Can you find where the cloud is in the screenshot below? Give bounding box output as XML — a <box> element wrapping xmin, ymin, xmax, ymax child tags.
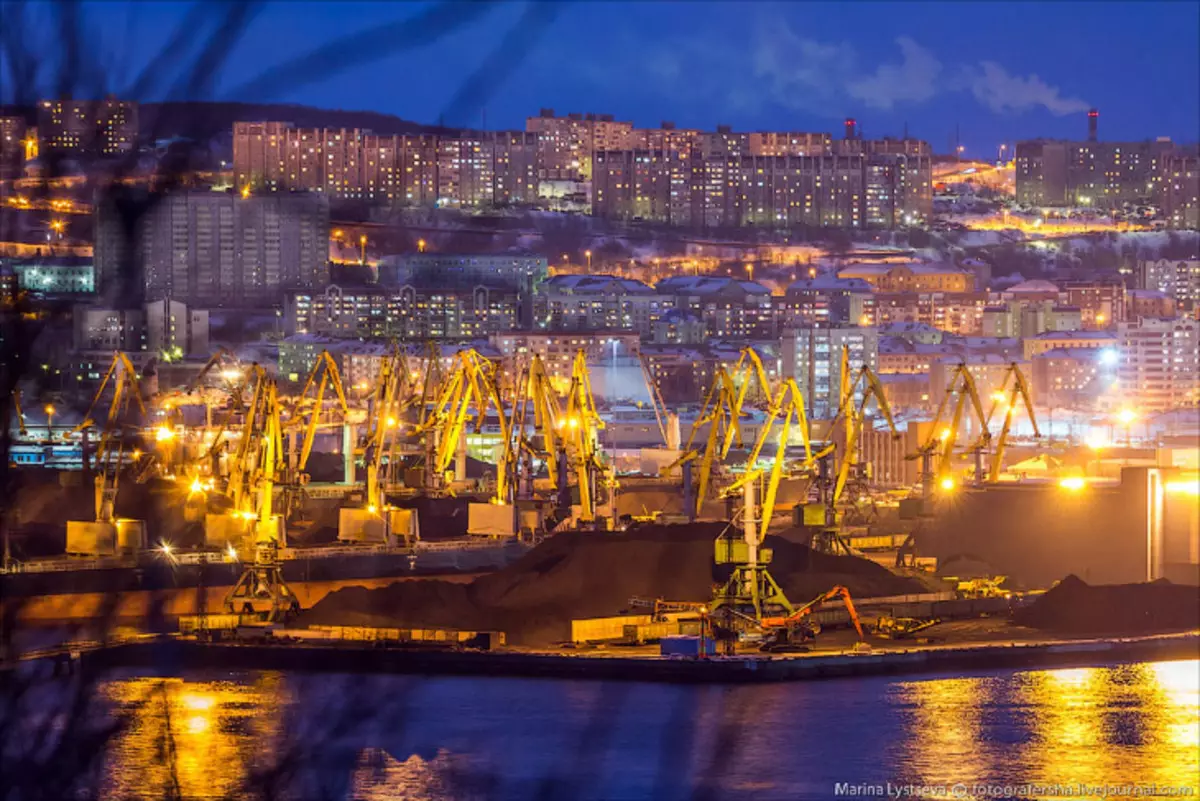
<box><xmin>752</xmin><ymin>19</ymin><xmax>858</xmax><ymax>114</ymax></box>
<box><xmin>963</xmin><ymin>61</ymin><xmax>1091</xmax><ymax>116</ymax></box>
<box><xmin>846</xmin><ymin>36</ymin><xmax>942</xmax><ymax>110</ymax></box>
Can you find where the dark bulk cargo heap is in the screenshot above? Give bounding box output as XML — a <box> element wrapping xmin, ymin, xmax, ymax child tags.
<box><xmin>301</xmin><ymin>522</ymin><xmax>926</xmax><ymax>646</ymax></box>
<box><xmin>0</xmin><ymin>472</ymin><xmax>526</xmax><ymax>599</ymax></box>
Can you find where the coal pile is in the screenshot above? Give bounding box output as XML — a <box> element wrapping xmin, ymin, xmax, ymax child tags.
<box><xmin>1014</xmin><ymin>575</ymin><xmax>1200</xmax><ymax>635</ymax></box>
<box><xmin>301</xmin><ymin>522</ymin><xmax>924</xmax><ymax>645</ymax></box>
<box><xmin>6</xmin><ymin>470</ymin><xmax>202</xmax><ymax>556</ymax></box>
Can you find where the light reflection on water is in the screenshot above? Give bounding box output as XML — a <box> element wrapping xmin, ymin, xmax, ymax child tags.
<box><xmin>91</xmin><ymin>659</ymin><xmax>1200</xmax><ymax>800</ymax></box>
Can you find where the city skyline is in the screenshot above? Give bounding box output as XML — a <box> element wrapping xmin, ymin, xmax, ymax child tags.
<box><xmin>5</xmin><ymin>1</ymin><xmax>1198</xmax><ymax>151</ymax></box>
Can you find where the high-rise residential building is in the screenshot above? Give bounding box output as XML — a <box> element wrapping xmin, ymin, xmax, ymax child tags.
<box><xmin>37</xmin><ymin>98</ymin><xmax>137</xmax><ymax>157</ymax></box>
<box><xmin>782</xmin><ymin>326</ymin><xmax>880</xmax><ymax>418</ymax></box>
<box><xmin>1116</xmin><ymin>318</ymin><xmax>1200</xmax><ymax>411</ymax></box>
<box><xmin>0</xmin><ymin>116</ymin><xmax>28</xmax><ymax>178</ymax></box>
<box><xmin>95</xmin><ymin>190</ymin><xmax>329</xmax><ymax>307</ymax></box>
<box><xmin>233</xmin><ymin>123</ymin><xmax>539</xmax><ymax>207</ymax></box>
<box><xmin>1138</xmin><ymin>259</ymin><xmax>1200</xmax><ymax>310</ymax></box>
<box><xmin>525</xmin><ymin>109</ymin><xmax>633</xmax><ymax>181</ymax></box>
<box><xmin>1015</xmin><ymin>109</ymin><xmax>1180</xmax><ymax>211</ymax></box>
<box><xmin>1161</xmin><ymin>153</ymin><xmax>1199</xmax><ymax>229</ymax></box>
<box><xmin>233</xmin><ymin>115</ymin><xmax>929</xmax><ymax>227</ymax></box>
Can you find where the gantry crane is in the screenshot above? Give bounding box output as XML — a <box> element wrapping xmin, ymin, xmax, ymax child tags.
<box><xmin>908</xmin><ymin>363</ymin><xmax>990</xmax><ymax>497</ymax></box>
<box><xmin>984</xmin><ymin>362</ymin><xmax>1040</xmax><ymax>483</ymax></box>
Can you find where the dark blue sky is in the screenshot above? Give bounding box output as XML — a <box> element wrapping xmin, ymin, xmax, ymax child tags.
<box><xmin>11</xmin><ymin>1</ymin><xmax>1200</xmax><ymax>152</ymax></box>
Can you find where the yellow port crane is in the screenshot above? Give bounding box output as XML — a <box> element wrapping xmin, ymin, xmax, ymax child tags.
<box><xmin>73</xmin><ymin>352</ymin><xmax>148</xmax><ymax>525</ymax></box>
<box><xmin>832</xmin><ymin>349</ymin><xmax>900</xmax><ymax>506</ymax></box>
<box><xmin>10</xmin><ymin>389</ymin><xmax>28</xmax><ymax>438</ymax></box>
<box><xmin>223</xmin><ymin>368</ymin><xmax>299</xmax><ymax>622</ymax></box>
<box><xmin>984</xmin><ymin>362</ymin><xmax>1040</xmax><ymax>483</ymax></box>
<box><xmin>669</xmin><ymin>366</ymin><xmax>743</xmax><ymax>521</ymax></box>
<box><xmin>909</xmin><ymin>363</ymin><xmax>990</xmax><ymax>497</ymax></box>
<box><xmin>362</xmin><ymin>345</ymin><xmax>415</xmax><ymax>515</ymax></box>
<box><xmin>279</xmin><ymin>350</ymin><xmax>349</xmax><ymax>517</ymax></box>
<box><xmin>420</xmin><ymin>349</ymin><xmax>510</xmax><ymax>501</ymax></box>
<box><xmin>561</xmin><ymin>350</ymin><xmax>606</xmax><ymax>524</ymax></box>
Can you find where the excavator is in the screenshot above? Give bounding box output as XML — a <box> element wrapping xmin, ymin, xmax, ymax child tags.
<box><xmin>758</xmin><ymin>585</ymin><xmax>866</xmax><ymax>652</ymax></box>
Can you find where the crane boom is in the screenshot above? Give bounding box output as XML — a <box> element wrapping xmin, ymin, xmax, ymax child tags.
<box><xmin>987</xmin><ymin>363</ymin><xmax>1040</xmax><ymax>482</ymax></box>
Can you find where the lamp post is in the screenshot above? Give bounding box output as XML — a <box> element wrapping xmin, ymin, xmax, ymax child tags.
<box><xmin>359</xmin><ymin>234</ymin><xmax>367</xmax><ymax>266</ymax></box>
<box><xmin>584</xmin><ymin>250</ymin><xmax>592</xmax><ymax>270</ymax></box>
<box><xmin>44</xmin><ymin>404</ymin><xmax>55</xmax><ymax>440</ymax></box>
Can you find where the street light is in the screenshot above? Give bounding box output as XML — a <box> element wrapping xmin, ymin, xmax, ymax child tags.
<box><xmin>44</xmin><ymin>404</ymin><xmax>55</xmax><ymax>436</ymax></box>
<box><xmin>417</xmin><ymin>238</ymin><xmax>427</xmax><ymax>253</ymax></box>
<box><xmin>584</xmin><ymin>250</ymin><xmax>592</xmax><ymax>270</ymax></box>
<box><xmin>359</xmin><ymin>234</ymin><xmax>368</xmax><ymax>265</ymax></box>
<box><xmin>1059</xmin><ymin>476</ymin><xmax>1087</xmax><ymax>492</ymax></box>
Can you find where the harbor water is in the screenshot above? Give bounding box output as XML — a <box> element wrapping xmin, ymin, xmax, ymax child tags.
<box><xmin>14</xmin><ymin>659</ymin><xmax>1200</xmax><ymax>800</ymax></box>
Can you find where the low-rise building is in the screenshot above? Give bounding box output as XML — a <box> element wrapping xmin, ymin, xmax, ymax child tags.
<box><xmin>1023</xmin><ymin>330</ymin><xmax>1118</xmax><ymax>360</ymax></box>
<box><xmin>534</xmin><ymin>274</ymin><xmax>674</xmax><ymax>334</ymax></box>
<box><xmin>837</xmin><ymin>262</ymin><xmax>974</xmax><ymax>293</ymax></box>
<box><xmin>656</xmin><ymin>275</ymin><xmax>775</xmax><ymax>339</ymax></box>
<box><xmin>3</xmin><ymin>257</ymin><xmax>95</xmax><ymax>295</ymax></box>
<box><xmin>1030</xmin><ymin>347</ymin><xmax>1117</xmax><ymax>410</ymax></box>
<box><xmin>1126</xmin><ymin>289</ymin><xmax>1177</xmax><ymax>321</ymax></box>
<box><xmin>285</xmin><ymin>283</ymin><xmax>521</xmax><ymax>340</ymax></box>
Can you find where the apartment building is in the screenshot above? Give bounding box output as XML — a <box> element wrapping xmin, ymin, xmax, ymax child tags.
<box><xmin>1139</xmin><ymin>259</ymin><xmax>1200</xmax><ymax>309</ymax></box>
<box><xmin>285</xmin><ymin>282</ymin><xmax>519</xmax><ymax>340</ymax></box>
<box><xmin>1161</xmin><ymin>153</ymin><xmax>1199</xmax><ymax>229</ymax></box>
<box><xmin>781</xmin><ymin>326</ymin><xmax>880</xmax><ymax>418</ymax></box>
<box><xmin>37</xmin><ymin>98</ymin><xmax>137</xmax><ymax>156</ymax></box>
<box><xmin>656</xmin><ymin>275</ymin><xmax>775</xmax><ymax>339</ymax></box>
<box><xmin>1014</xmin><ymin>109</ymin><xmax>1186</xmax><ymax>214</ymax></box>
<box><xmin>1116</xmin><ymin>318</ymin><xmax>1200</xmax><ymax>411</ymax></box>
<box><xmin>525</xmin><ymin>109</ymin><xmax>633</xmax><ymax>181</ymax></box>
<box><xmin>780</xmin><ymin>275</ymin><xmax>874</xmax><ymax>328</ymax></box>
<box><xmin>488</xmin><ymin>331</ymin><xmax>641</xmax><ymax>385</ymax></box>
<box><xmin>534</xmin><ymin>274</ymin><xmax>674</xmax><ymax>334</ymax></box>
<box><xmin>233</xmin><ymin>122</ymin><xmax>540</xmax><ymax>206</ymax></box>
<box><xmin>95</xmin><ymin>189</ymin><xmax>329</xmax><ymax>307</ymax></box>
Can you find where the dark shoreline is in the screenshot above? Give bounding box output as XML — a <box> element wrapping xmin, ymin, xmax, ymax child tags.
<box><xmin>66</xmin><ymin>631</ymin><xmax>1200</xmax><ymax>685</ymax></box>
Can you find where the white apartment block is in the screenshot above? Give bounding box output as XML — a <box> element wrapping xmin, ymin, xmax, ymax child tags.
<box><xmin>1117</xmin><ymin>318</ymin><xmax>1200</xmax><ymax>412</ymax></box>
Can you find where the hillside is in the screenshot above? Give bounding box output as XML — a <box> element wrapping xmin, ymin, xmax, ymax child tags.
<box><xmin>0</xmin><ymin>101</ymin><xmax>457</xmax><ymax>139</ymax></box>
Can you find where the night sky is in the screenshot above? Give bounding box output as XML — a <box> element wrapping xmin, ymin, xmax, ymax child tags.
<box><xmin>9</xmin><ymin>1</ymin><xmax>1200</xmax><ymax>152</ymax></box>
